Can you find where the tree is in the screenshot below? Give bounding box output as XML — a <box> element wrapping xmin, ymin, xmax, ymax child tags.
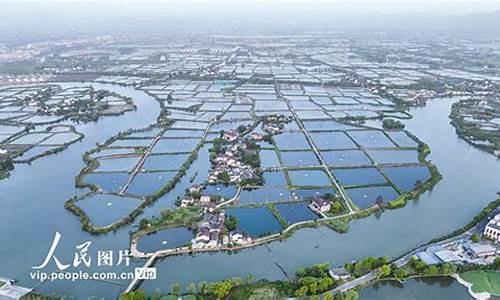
<box><xmin>198</xmin><ymin>281</ymin><xmax>211</xmax><ymax>295</ymax></box>
<box><xmin>344</xmin><ymin>290</ymin><xmax>359</xmax><ymax>300</ymax></box>
<box><xmin>441</xmin><ymin>263</ymin><xmax>457</xmax><ymax>275</ymax></box>
<box><xmin>329</xmin><ymin>202</ymin><xmax>343</xmax><ymax>214</ymax></box>
<box><xmin>212</xmin><ymin>280</ymin><xmax>234</xmax><ymax>298</ymax></box>
<box><xmin>324</xmin><ymin>291</ymin><xmax>334</xmax><ymax>300</ymax></box>
<box><xmin>225</xmin><ymin>215</ymin><xmax>239</xmax><ymax>231</ymax></box>
<box><xmin>380</xmin><ymin>264</ymin><xmax>391</xmax><ymax>277</ymax></box>
<box><xmin>218</xmin><ymin>171</ymin><xmax>230</xmax><ymax>184</ymax></box>
<box><xmin>245</xmin><ymin>273</ymin><xmax>253</xmax><ymax>285</ymax></box>
<box><xmin>294</xmin><ymin>285</ymin><xmax>308</xmax><ymax>297</ymax></box>
<box><xmin>121</xmin><ymin>290</ymin><xmax>146</xmax><ymax>300</ymax></box>
<box><xmin>318</xmin><ymin>277</ymin><xmax>333</xmax><ymax>292</ymax></box>
<box><xmin>382</xmin><ymin>119</ymin><xmax>405</xmax><ymax>130</ymax></box>
<box><xmin>160</xmin><ymin>208</ymin><xmax>173</xmax><ymax>219</ymax></box>
<box><xmin>186</xmin><ymin>282</ymin><xmax>197</xmax><ymax>294</ymax></box>
<box><xmin>471</xmin><ymin>233</ymin><xmax>481</xmax><ymax>243</ymax></box>
<box><xmin>495</xmin><ymin>257</ymin><xmax>500</xmax><ymax>267</ymax></box>
<box><xmin>139</xmin><ymin>219</ymin><xmax>149</xmax><ymax>230</ymax></box>
<box><xmin>394</xmin><ymin>268</ymin><xmax>408</xmax><ymax>280</ymax></box>
<box><xmin>170</xmin><ymin>283</ymin><xmax>181</xmax><ymax>296</ymax></box>
<box><xmin>425</xmin><ymin>265</ymin><xmax>439</xmax><ymax>276</ymax></box>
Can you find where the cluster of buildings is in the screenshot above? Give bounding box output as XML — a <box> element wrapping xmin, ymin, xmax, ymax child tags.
<box><xmin>191</xmin><ymin>211</ymin><xmax>252</xmax><ymax>249</ymax></box>
<box><xmin>208</xmin><ymin>131</ymin><xmax>259</xmax><ymax>185</ymax></box>
<box><xmin>415</xmin><ymin>240</ymin><xmax>498</xmax><ymax>266</ymax></box>
<box><xmin>262</xmin><ymin>114</ymin><xmax>293</xmax><ymax>134</ymax></box>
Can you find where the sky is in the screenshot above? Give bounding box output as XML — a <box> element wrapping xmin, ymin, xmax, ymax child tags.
<box><xmin>1</xmin><ymin>0</ymin><xmax>499</xmax><ymax>36</ymax></box>
<box><xmin>1</xmin><ymin>0</ymin><xmax>500</xmax><ymax>15</ymax></box>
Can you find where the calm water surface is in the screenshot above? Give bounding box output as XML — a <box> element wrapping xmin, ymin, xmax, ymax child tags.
<box><xmin>1</xmin><ymin>93</ymin><xmax>499</xmax><ymax>299</ymax></box>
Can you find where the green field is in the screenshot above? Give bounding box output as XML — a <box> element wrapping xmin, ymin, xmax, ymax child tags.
<box><xmin>461</xmin><ymin>271</ymin><xmax>500</xmax><ymax>295</ymax></box>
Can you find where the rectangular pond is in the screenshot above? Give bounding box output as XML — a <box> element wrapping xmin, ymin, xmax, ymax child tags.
<box><xmin>381</xmin><ymin>165</ymin><xmax>432</xmax><ymax>192</ymax></box>
<box><xmin>238</xmin><ymin>187</ymin><xmax>292</xmax><ymax>205</ymax></box>
<box><xmin>288</xmin><ymin>169</ymin><xmax>332</xmax><ymax>187</ymax></box>
<box><xmin>225</xmin><ymin>207</ymin><xmax>283</xmax><ymax>238</ymax></box>
<box><xmin>273</xmin><ymin>132</ymin><xmax>311</xmax><ymax>150</ymax></box>
<box><xmin>126</xmin><ymin>171</ymin><xmax>178</xmax><ymax>197</ymax></box>
<box><xmin>309</xmin><ymin>131</ymin><xmax>358</xmax><ymax>150</ymax></box>
<box><xmin>386</xmin><ymin>131</ymin><xmax>418</xmax><ymax>147</ymax></box>
<box><xmin>275</xmin><ymin>202</ymin><xmax>319</xmax><ymax>225</ymax></box>
<box><xmin>280</xmin><ymin>151</ymin><xmax>320</xmax><ymax>167</ymax></box>
<box><xmin>137</xmin><ymin>227</ymin><xmax>194</xmax><ymax>253</ymax></box>
<box><xmin>96</xmin><ymin>156</ymin><xmax>141</xmax><ymax>172</ymax></box>
<box><xmin>333</xmin><ymin>167</ymin><xmax>387</xmax><ymax>187</ymax></box>
<box><xmin>152</xmin><ymin>138</ymin><xmax>199</xmax><ymax>153</ymax></box>
<box><xmin>83</xmin><ymin>172</ymin><xmax>129</xmax><ymax>193</ymax></box>
<box><xmin>259</xmin><ymin>149</ymin><xmax>281</xmax><ymax>168</ymax></box>
<box><xmin>141</xmin><ymin>153</ymin><xmax>189</xmax><ymax>171</ymax></box>
<box><xmin>366</xmin><ymin>150</ymin><xmax>420</xmax><ymax>164</ymax></box>
<box><xmin>346</xmin><ymin>186</ymin><xmax>400</xmax><ymax>209</ymax></box>
<box><xmin>347</xmin><ymin>130</ymin><xmax>396</xmax><ymax>148</ymax></box>
<box><xmin>321</xmin><ymin>150</ymin><xmax>372</xmax><ymax>166</ymax></box>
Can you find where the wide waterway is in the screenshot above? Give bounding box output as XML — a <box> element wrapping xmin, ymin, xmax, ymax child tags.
<box><xmin>0</xmin><ymin>89</ymin><xmax>499</xmax><ymax>299</ymax></box>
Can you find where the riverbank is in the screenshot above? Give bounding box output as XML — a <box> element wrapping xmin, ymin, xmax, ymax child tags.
<box><xmin>455</xmin><ymin>271</ymin><xmax>500</xmax><ymax>299</ymax></box>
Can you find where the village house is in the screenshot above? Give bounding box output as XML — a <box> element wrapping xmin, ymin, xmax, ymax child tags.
<box><xmin>200</xmin><ymin>195</ymin><xmax>211</xmax><ymax>204</ymax></box>
<box><xmin>329</xmin><ymin>267</ymin><xmax>351</xmax><ymax>280</ymax></box>
<box><xmin>484</xmin><ymin>212</ymin><xmax>500</xmax><ymax>242</ymax></box>
<box><xmin>189</xmin><ymin>184</ymin><xmax>203</xmax><ymax>194</ymax></box>
<box><xmin>192</xmin><ymin>212</ymin><xmax>225</xmax><ymax>249</ymax></box>
<box><xmin>310</xmin><ymin>197</ymin><xmax>331</xmax><ymax>213</ymax></box>
<box><xmin>180</xmin><ymin>196</ymin><xmax>195</xmax><ymax>208</ymax></box>
<box><xmin>222</xmin><ymin>130</ymin><xmax>240</xmax><ymax>142</ymax></box>
<box><xmin>229</xmin><ymin>229</ymin><xmax>252</xmax><ymax>245</ymax></box>
<box><xmin>249</xmin><ymin>132</ymin><xmax>264</xmax><ymax>141</ymax></box>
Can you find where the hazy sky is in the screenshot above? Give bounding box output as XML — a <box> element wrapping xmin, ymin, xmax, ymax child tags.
<box><xmin>1</xmin><ymin>0</ymin><xmax>499</xmax><ymax>36</ymax></box>
<box><xmin>1</xmin><ymin>0</ymin><xmax>500</xmax><ymax>15</ymax></box>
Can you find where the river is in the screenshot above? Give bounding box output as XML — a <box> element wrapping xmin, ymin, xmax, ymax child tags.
<box><xmin>0</xmin><ymin>87</ymin><xmax>498</xmax><ymax>299</ymax></box>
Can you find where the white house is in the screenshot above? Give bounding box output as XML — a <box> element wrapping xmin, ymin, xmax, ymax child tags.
<box><xmin>484</xmin><ymin>213</ymin><xmax>500</xmax><ymax>242</ymax></box>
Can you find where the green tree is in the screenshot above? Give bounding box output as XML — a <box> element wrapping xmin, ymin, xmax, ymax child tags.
<box><xmin>225</xmin><ymin>215</ymin><xmax>239</xmax><ymax>231</ymax></box>
<box><xmin>394</xmin><ymin>268</ymin><xmax>408</xmax><ymax>280</ymax></box>
<box><xmin>186</xmin><ymin>282</ymin><xmax>197</xmax><ymax>294</ymax></box>
<box><xmin>170</xmin><ymin>283</ymin><xmax>181</xmax><ymax>296</ymax></box>
<box><xmin>121</xmin><ymin>290</ymin><xmax>146</xmax><ymax>300</ymax></box>
<box><xmin>441</xmin><ymin>263</ymin><xmax>457</xmax><ymax>275</ymax></box>
<box><xmin>471</xmin><ymin>233</ymin><xmax>481</xmax><ymax>243</ymax></box>
<box><xmin>426</xmin><ymin>265</ymin><xmax>439</xmax><ymax>276</ymax></box>
<box><xmin>139</xmin><ymin>219</ymin><xmax>149</xmax><ymax>230</ymax></box>
<box><xmin>324</xmin><ymin>291</ymin><xmax>334</xmax><ymax>300</ymax></box>
<box><xmin>329</xmin><ymin>202</ymin><xmax>343</xmax><ymax>214</ymax></box>
<box><xmin>212</xmin><ymin>280</ymin><xmax>234</xmax><ymax>299</ymax></box>
<box><xmin>245</xmin><ymin>273</ymin><xmax>253</xmax><ymax>285</ymax></box>
<box><xmin>160</xmin><ymin>208</ymin><xmax>173</xmax><ymax>219</ymax></box>
<box><xmin>380</xmin><ymin>264</ymin><xmax>391</xmax><ymax>277</ymax></box>
<box><xmin>294</xmin><ymin>285</ymin><xmax>308</xmax><ymax>297</ymax></box>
